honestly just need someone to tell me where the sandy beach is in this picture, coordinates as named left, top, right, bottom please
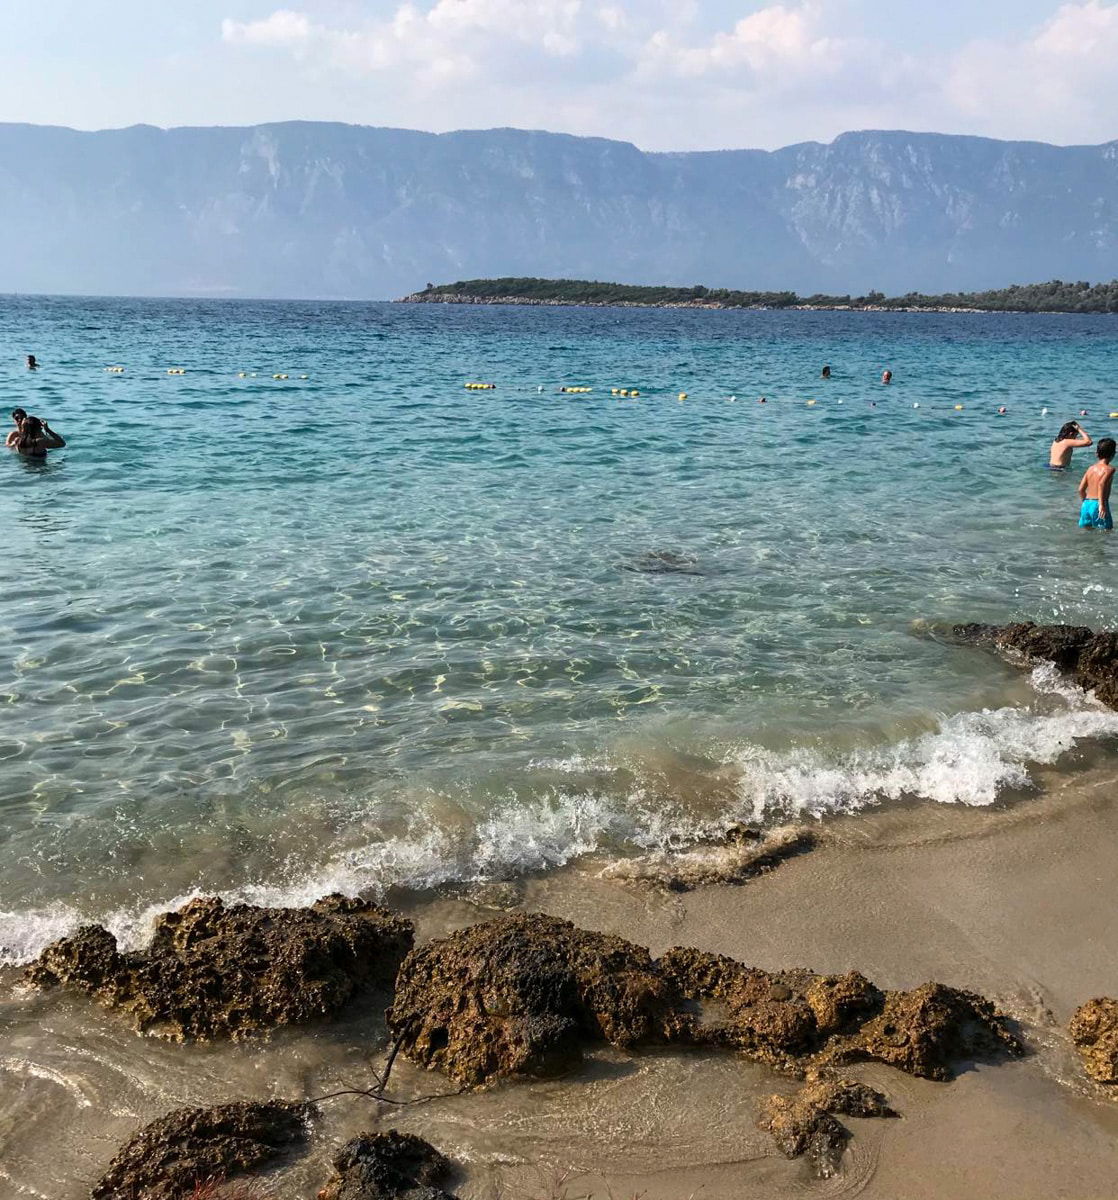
left=5, top=754, right=1118, bottom=1199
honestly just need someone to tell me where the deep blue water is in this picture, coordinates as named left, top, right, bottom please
left=2, top=297, right=1117, bottom=958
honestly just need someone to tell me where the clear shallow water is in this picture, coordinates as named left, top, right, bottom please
left=2, top=297, right=1117, bottom=959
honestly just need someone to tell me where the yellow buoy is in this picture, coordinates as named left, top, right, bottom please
left=167, top=367, right=185, bottom=375
left=631, top=390, right=640, bottom=397
left=237, top=372, right=247, bottom=378
left=274, top=373, right=289, bottom=380
left=1110, top=412, right=1118, bottom=418
left=679, top=392, right=688, bottom=401
left=807, top=399, right=816, bottom=406
left=954, top=404, right=964, bottom=411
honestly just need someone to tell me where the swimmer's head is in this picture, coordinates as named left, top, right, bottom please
left=1098, top=437, right=1116, bottom=463
left=1056, top=421, right=1080, bottom=441
left=11, top=408, right=26, bottom=425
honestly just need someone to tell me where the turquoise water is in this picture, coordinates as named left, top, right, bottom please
left=2, top=297, right=1117, bottom=959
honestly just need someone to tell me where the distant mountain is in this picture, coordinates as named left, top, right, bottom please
left=1, top=121, right=1117, bottom=300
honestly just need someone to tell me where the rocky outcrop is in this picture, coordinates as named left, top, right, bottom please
left=26, top=895, right=413, bottom=1041
left=758, top=1076, right=896, bottom=1178
left=316, top=1132, right=457, bottom=1200
left=91, top=1101, right=310, bottom=1200
left=952, top=622, right=1118, bottom=708
left=605, top=826, right=818, bottom=892
left=386, top=913, right=684, bottom=1088
left=388, top=914, right=1021, bottom=1089
left=1070, top=998, right=1118, bottom=1084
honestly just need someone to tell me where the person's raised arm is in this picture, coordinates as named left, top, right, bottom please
left=41, top=420, right=65, bottom=448
left=1073, top=424, right=1093, bottom=448
left=4, top=430, right=17, bottom=447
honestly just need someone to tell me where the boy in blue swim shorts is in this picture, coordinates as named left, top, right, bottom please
left=1078, top=437, right=1115, bottom=530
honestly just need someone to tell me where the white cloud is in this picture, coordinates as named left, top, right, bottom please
left=217, top=1, right=1118, bottom=149
left=221, top=10, right=313, bottom=47
left=946, top=1, right=1118, bottom=141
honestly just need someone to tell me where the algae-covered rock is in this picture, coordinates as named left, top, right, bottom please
left=389, top=914, right=1020, bottom=1091
left=759, top=1076, right=896, bottom=1178
left=91, top=1100, right=310, bottom=1200
left=386, top=912, right=684, bottom=1087
left=27, top=894, right=413, bottom=1041
left=316, top=1131, right=457, bottom=1200
left=825, top=981, right=1021, bottom=1081
left=1070, top=997, right=1118, bottom=1084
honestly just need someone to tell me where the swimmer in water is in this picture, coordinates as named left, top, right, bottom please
left=1078, top=437, right=1115, bottom=530
left=1049, top=421, right=1092, bottom=470
left=26, top=354, right=38, bottom=370
left=821, top=365, right=831, bottom=379
left=13, top=415, right=65, bottom=457
left=881, top=369, right=893, bottom=385
left=5, top=408, right=27, bottom=447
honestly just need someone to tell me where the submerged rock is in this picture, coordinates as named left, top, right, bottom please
left=386, top=912, right=685, bottom=1087
left=952, top=621, right=1118, bottom=708
left=26, top=894, right=413, bottom=1041
left=605, top=826, right=818, bottom=892
left=317, top=1131, right=457, bottom=1200
left=91, top=1100, right=310, bottom=1200
left=1069, top=998, right=1118, bottom=1084
left=622, top=550, right=702, bottom=576
left=758, top=1076, right=896, bottom=1178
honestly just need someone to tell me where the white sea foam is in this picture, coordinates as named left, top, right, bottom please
left=2, top=666, right=1116, bottom=966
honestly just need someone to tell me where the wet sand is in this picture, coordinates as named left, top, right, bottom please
left=4, top=763, right=1118, bottom=1199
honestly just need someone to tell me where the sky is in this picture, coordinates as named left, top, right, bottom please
left=1, top=0, right=1117, bottom=151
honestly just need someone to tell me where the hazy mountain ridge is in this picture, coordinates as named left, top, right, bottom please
left=1, top=121, right=1116, bottom=299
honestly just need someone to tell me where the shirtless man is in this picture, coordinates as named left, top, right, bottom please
left=5, top=408, right=26, bottom=447
left=13, top=415, right=65, bottom=457
left=1049, top=421, right=1092, bottom=470
left=1078, top=437, right=1115, bottom=531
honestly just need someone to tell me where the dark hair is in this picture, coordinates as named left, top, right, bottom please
left=11, top=408, right=26, bottom=422
left=15, top=415, right=43, bottom=450
left=1056, top=421, right=1080, bottom=442
left=1099, top=437, right=1116, bottom=462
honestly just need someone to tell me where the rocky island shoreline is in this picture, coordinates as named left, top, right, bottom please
left=399, top=278, right=1118, bottom=315
left=7, top=622, right=1118, bottom=1200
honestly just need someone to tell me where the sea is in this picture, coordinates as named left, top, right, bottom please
left=2, top=295, right=1117, bottom=965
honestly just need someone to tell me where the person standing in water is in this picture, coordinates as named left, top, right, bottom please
left=1049, top=421, right=1092, bottom=470
left=13, top=415, right=65, bottom=457
left=5, top=408, right=27, bottom=447
left=1078, top=438, right=1115, bottom=530
left=26, top=354, right=38, bottom=370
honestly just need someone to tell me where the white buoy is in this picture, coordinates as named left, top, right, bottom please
left=1041, top=407, right=1049, bottom=416
left=913, top=402, right=920, bottom=408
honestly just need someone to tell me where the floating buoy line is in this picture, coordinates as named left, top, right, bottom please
left=83, top=369, right=1083, bottom=417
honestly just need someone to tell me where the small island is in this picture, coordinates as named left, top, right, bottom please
left=401, top=276, right=1118, bottom=314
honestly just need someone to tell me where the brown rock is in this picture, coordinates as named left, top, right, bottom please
left=91, top=1101, right=310, bottom=1200
left=826, top=982, right=1021, bottom=1081
left=1070, top=997, right=1118, bottom=1083
left=27, top=894, right=413, bottom=1041
left=389, top=915, right=1020, bottom=1091
left=759, top=1076, right=896, bottom=1178
left=605, top=826, right=818, bottom=892
left=386, top=913, right=684, bottom=1088
left=659, top=947, right=819, bottom=1070
left=952, top=621, right=1118, bottom=709
left=316, top=1131, right=457, bottom=1200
